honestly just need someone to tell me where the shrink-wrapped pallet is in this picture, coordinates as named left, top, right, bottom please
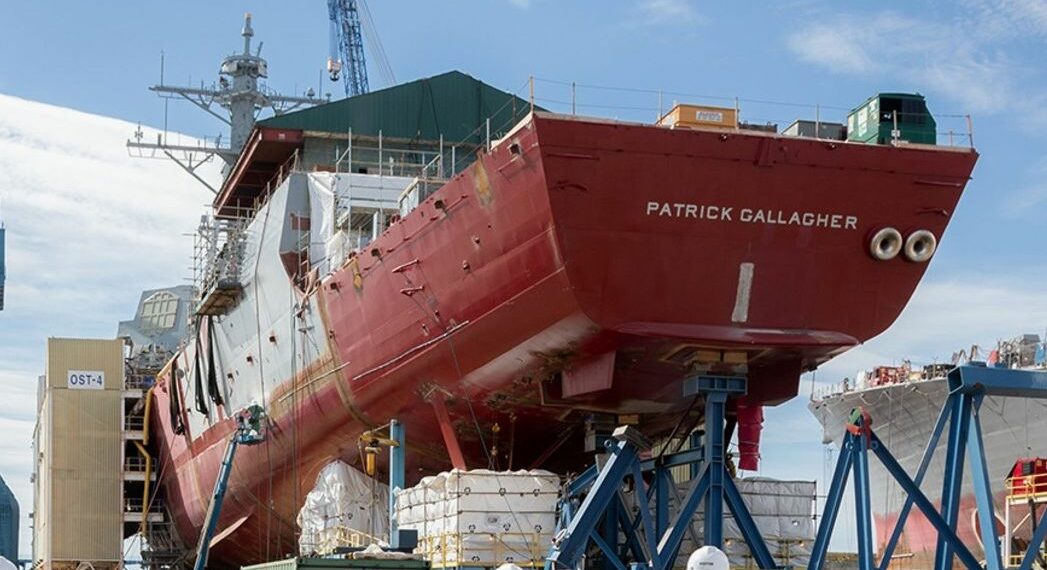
left=395, top=469, right=560, bottom=568
left=297, top=461, right=389, bottom=556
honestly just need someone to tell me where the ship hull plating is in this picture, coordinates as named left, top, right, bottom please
left=151, top=114, right=977, bottom=567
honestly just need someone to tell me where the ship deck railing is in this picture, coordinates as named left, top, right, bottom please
left=524, top=75, right=978, bottom=149
left=1006, top=472, right=1047, bottom=502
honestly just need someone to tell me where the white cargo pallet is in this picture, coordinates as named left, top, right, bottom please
left=395, top=469, right=560, bottom=569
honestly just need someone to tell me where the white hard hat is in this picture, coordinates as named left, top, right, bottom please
left=686, top=546, right=729, bottom=570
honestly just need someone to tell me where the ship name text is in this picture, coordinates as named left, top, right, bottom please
left=645, top=201, right=858, bottom=230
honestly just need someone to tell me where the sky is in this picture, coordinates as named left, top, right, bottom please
left=1, top=0, right=1047, bottom=561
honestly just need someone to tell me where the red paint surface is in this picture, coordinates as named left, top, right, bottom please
left=151, top=114, right=978, bottom=567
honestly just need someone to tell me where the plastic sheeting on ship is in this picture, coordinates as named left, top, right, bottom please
left=395, top=469, right=560, bottom=569
left=305, top=172, right=414, bottom=276
left=297, top=460, right=390, bottom=556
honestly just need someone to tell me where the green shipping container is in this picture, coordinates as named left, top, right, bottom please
left=847, top=93, right=937, bottom=145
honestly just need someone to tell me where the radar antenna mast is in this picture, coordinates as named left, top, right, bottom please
left=128, top=13, right=325, bottom=194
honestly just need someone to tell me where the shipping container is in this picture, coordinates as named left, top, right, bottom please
left=782, top=120, right=846, bottom=140
left=846, top=93, right=937, bottom=145
left=33, top=338, right=125, bottom=570
left=657, top=104, right=738, bottom=130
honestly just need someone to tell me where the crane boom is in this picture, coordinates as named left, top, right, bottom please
left=193, top=405, right=266, bottom=570
left=328, top=0, right=369, bottom=97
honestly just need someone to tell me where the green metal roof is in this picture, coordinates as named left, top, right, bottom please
left=259, top=71, right=534, bottom=144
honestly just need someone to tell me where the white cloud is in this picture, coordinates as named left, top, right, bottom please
left=1001, top=157, right=1047, bottom=218
left=787, top=12, right=931, bottom=76
left=784, top=8, right=1047, bottom=124
left=809, top=274, right=1047, bottom=390
left=1003, top=185, right=1047, bottom=217
left=508, top=0, right=531, bottom=8
left=962, top=0, right=1047, bottom=40
left=0, top=92, right=218, bottom=557
left=637, top=0, right=700, bottom=26
left=786, top=25, right=875, bottom=75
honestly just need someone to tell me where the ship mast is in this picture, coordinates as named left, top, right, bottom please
left=127, top=13, right=326, bottom=194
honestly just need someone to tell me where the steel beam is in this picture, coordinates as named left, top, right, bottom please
left=869, top=431, right=982, bottom=569
left=853, top=426, right=874, bottom=570
left=547, top=440, right=640, bottom=568
left=703, top=390, right=728, bottom=549
left=877, top=398, right=952, bottom=570
left=428, top=391, right=468, bottom=470
left=388, top=419, right=405, bottom=549
left=723, top=475, right=777, bottom=569
left=935, top=392, right=972, bottom=570
left=965, top=396, right=1002, bottom=570
left=809, top=443, right=853, bottom=570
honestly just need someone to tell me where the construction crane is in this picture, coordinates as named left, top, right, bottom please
left=327, top=0, right=395, bottom=97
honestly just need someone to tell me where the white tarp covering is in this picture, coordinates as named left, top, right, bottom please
left=297, top=460, right=390, bottom=556
left=615, top=476, right=815, bottom=568
left=395, top=469, right=560, bottom=569
left=676, top=478, right=816, bottom=568
left=306, top=172, right=413, bottom=275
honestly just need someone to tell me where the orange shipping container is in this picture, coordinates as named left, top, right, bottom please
left=658, top=104, right=738, bottom=130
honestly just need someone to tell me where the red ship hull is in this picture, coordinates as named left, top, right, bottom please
left=150, top=113, right=977, bottom=567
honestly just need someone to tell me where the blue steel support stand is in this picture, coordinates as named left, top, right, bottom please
left=703, top=389, right=727, bottom=549
left=809, top=365, right=1047, bottom=570
left=546, top=376, right=777, bottom=570
left=389, top=419, right=405, bottom=549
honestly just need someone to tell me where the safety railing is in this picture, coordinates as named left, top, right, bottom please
left=124, top=374, right=155, bottom=390
left=523, top=75, right=976, bottom=149
left=124, top=497, right=163, bottom=514
left=1007, top=470, right=1047, bottom=501
left=417, top=531, right=549, bottom=569
left=124, top=456, right=149, bottom=472
left=124, top=415, right=145, bottom=432
left=300, top=525, right=384, bottom=557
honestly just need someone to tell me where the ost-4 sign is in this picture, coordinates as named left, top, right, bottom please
left=67, top=370, right=105, bottom=390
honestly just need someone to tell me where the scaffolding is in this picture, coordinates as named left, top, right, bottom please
left=192, top=214, right=249, bottom=317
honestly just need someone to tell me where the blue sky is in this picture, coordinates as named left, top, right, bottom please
left=2, top=0, right=1047, bottom=560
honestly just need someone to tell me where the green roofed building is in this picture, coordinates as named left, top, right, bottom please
left=259, top=70, right=532, bottom=143
left=216, top=71, right=535, bottom=216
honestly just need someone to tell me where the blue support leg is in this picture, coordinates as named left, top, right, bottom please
left=603, top=495, right=620, bottom=570
left=547, top=441, right=641, bottom=569
left=655, top=464, right=710, bottom=570
left=617, top=498, right=648, bottom=562
left=389, top=419, right=405, bottom=549
left=853, top=430, right=875, bottom=570
left=877, top=399, right=952, bottom=570
left=809, top=438, right=854, bottom=570
left=630, top=460, right=660, bottom=566
left=965, top=395, right=1002, bottom=570
left=703, top=391, right=728, bottom=549
left=723, top=475, right=777, bottom=569
left=935, top=393, right=972, bottom=570
left=689, top=431, right=702, bottom=480
left=1018, top=509, right=1047, bottom=570
left=655, top=468, right=669, bottom=539
left=591, top=529, right=630, bottom=570
left=870, top=432, right=982, bottom=570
